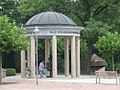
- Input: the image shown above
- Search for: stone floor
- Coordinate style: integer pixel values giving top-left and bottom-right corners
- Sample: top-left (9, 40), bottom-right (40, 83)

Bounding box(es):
top-left (0, 75), bottom-right (120, 90)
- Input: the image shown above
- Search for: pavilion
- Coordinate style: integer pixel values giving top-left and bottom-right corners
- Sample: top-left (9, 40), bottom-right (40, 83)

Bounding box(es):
top-left (21, 11), bottom-right (84, 78)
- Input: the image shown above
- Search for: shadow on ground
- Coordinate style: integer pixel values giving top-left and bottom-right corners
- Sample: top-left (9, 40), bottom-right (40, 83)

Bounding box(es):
top-left (1, 81), bottom-right (19, 85)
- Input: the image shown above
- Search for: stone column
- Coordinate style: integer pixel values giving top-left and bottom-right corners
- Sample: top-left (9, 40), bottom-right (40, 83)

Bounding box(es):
top-left (76, 37), bottom-right (80, 77)
top-left (45, 38), bottom-right (49, 67)
top-left (21, 50), bottom-right (26, 78)
top-left (71, 36), bottom-right (76, 78)
top-left (27, 47), bottom-right (31, 68)
top-left (30, 36), bottom-right (36, 78)
top-left (64, 37), bottom-right (69, 77)
top-left (52, 35), bottom-right (57, 78)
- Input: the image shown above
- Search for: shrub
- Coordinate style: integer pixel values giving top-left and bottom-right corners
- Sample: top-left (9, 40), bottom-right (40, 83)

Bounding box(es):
top-left (115, 64), bottom-right (120, 74)
top-left (6, 68), bottom-right (16, 76)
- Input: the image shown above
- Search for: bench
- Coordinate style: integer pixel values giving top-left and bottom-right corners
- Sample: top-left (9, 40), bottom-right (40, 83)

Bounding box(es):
top-left (95, 71), bottom-right (119, 84)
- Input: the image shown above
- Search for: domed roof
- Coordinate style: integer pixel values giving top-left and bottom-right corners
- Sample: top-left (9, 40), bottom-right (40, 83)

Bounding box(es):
top-left (25, 11), bottom-right (76, 26)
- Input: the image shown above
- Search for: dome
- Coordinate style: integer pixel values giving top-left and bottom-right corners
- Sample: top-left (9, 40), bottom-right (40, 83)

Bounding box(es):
top-left (25, 11), bottom-right (76, 26)
top-left (25, 11), bottom-right (84, 37)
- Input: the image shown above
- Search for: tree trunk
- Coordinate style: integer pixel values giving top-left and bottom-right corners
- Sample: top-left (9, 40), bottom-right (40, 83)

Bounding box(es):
top-left (86, 40), bottom-right (93, 74)
top-left (0, 53), bottom-right (2, 84)
top-left (112, 55), bottom-right (115, 71)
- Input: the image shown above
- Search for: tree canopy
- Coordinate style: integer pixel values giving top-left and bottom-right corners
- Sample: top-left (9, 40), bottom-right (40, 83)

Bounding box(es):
top-left (94, 32), bottom-right (120, 71)
top-left (0, 16), bottom-right (28, 53)
top-left (0, 15), bottom-right (29, 84)
top-left (17, 0), bottom-right (120, 26)
top-left (0, 0), bottom-right (21, 24)
top-left (94, 32), bottom-right (120, 55)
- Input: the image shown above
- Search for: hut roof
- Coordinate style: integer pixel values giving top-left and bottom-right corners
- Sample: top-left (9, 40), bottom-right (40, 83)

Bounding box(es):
top-left (90, 54), bottom-right (107, 66)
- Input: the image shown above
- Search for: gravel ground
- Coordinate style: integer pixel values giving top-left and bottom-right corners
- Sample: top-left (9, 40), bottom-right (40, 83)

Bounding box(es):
top-left (0, 75), bottom-right (120, 90)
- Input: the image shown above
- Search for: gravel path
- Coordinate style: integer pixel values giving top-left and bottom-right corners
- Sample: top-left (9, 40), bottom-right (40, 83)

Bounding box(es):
top-left (0, 75), bottom-right (120, 90)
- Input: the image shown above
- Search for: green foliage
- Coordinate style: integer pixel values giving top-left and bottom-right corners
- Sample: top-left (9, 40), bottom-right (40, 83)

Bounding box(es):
top-left (17, 0), bottom-right (77, 24)
top-left (82, 19), bottom-right (110, 43)
top-left (17, 0), bottom-right (120, 28)
top-left (0, 0), bottom-right (21, 24)
top-left (0, 0), bottom-right (17, 15)
top-left (80, 39), bottom-right (88, 53)
top-left (57, 38), bottom-right (64, 74)
top-left (0, 16), bottom-right (29, 53)
top-left (57, 38), bottom-right (64, 54)
top-left (38, 39), bottom-right (45, 61)
top-left (94, 32), bottom-right (120, 55)
top-left (17, 0), bottom-right (43, 20)
top-left (6, 68), bottom-right (16, 76)
top-left (81, 19), bottom-right (110, 69)
top-left (18, 0), bottom-right (67, 15)
top-left (95, 0), bottom-right (120, 33)
top-left (115, 63), bottom-right (120, 73)
top-left (57, 59), bottom-right (64, 74)
top-left (104, 55), bottom-right (113, 71)
top-left (94, 32), bottom-right (120, 71)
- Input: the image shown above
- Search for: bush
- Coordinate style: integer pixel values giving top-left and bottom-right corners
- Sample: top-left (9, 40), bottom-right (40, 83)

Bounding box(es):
top-left (6, 68), bottom-right (16, 76)
top-left (115, 64), bottom-right (120, 74)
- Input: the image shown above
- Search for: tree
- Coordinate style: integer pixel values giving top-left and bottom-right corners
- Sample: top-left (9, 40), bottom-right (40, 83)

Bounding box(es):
top-left (82, 19), bottom-right (110, 73)
top-left (0, 0), bottom-right (21, 24)
top-left (17, 0), bottom-right (75, 23)
top-left (80, 39), bottom-right (89, 74)
top-left (94, 32), bottom-right (120, 71)
top-left (0, 16), bottom-right (28, 84)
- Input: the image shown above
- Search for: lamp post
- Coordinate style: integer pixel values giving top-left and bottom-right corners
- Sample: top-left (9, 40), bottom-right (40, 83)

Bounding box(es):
top-left (34, 26), bottom-right (39, 85)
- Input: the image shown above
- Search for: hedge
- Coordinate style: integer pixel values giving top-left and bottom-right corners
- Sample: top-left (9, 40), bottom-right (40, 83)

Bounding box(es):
top-left (6, 68), bottom-right (16, 76)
